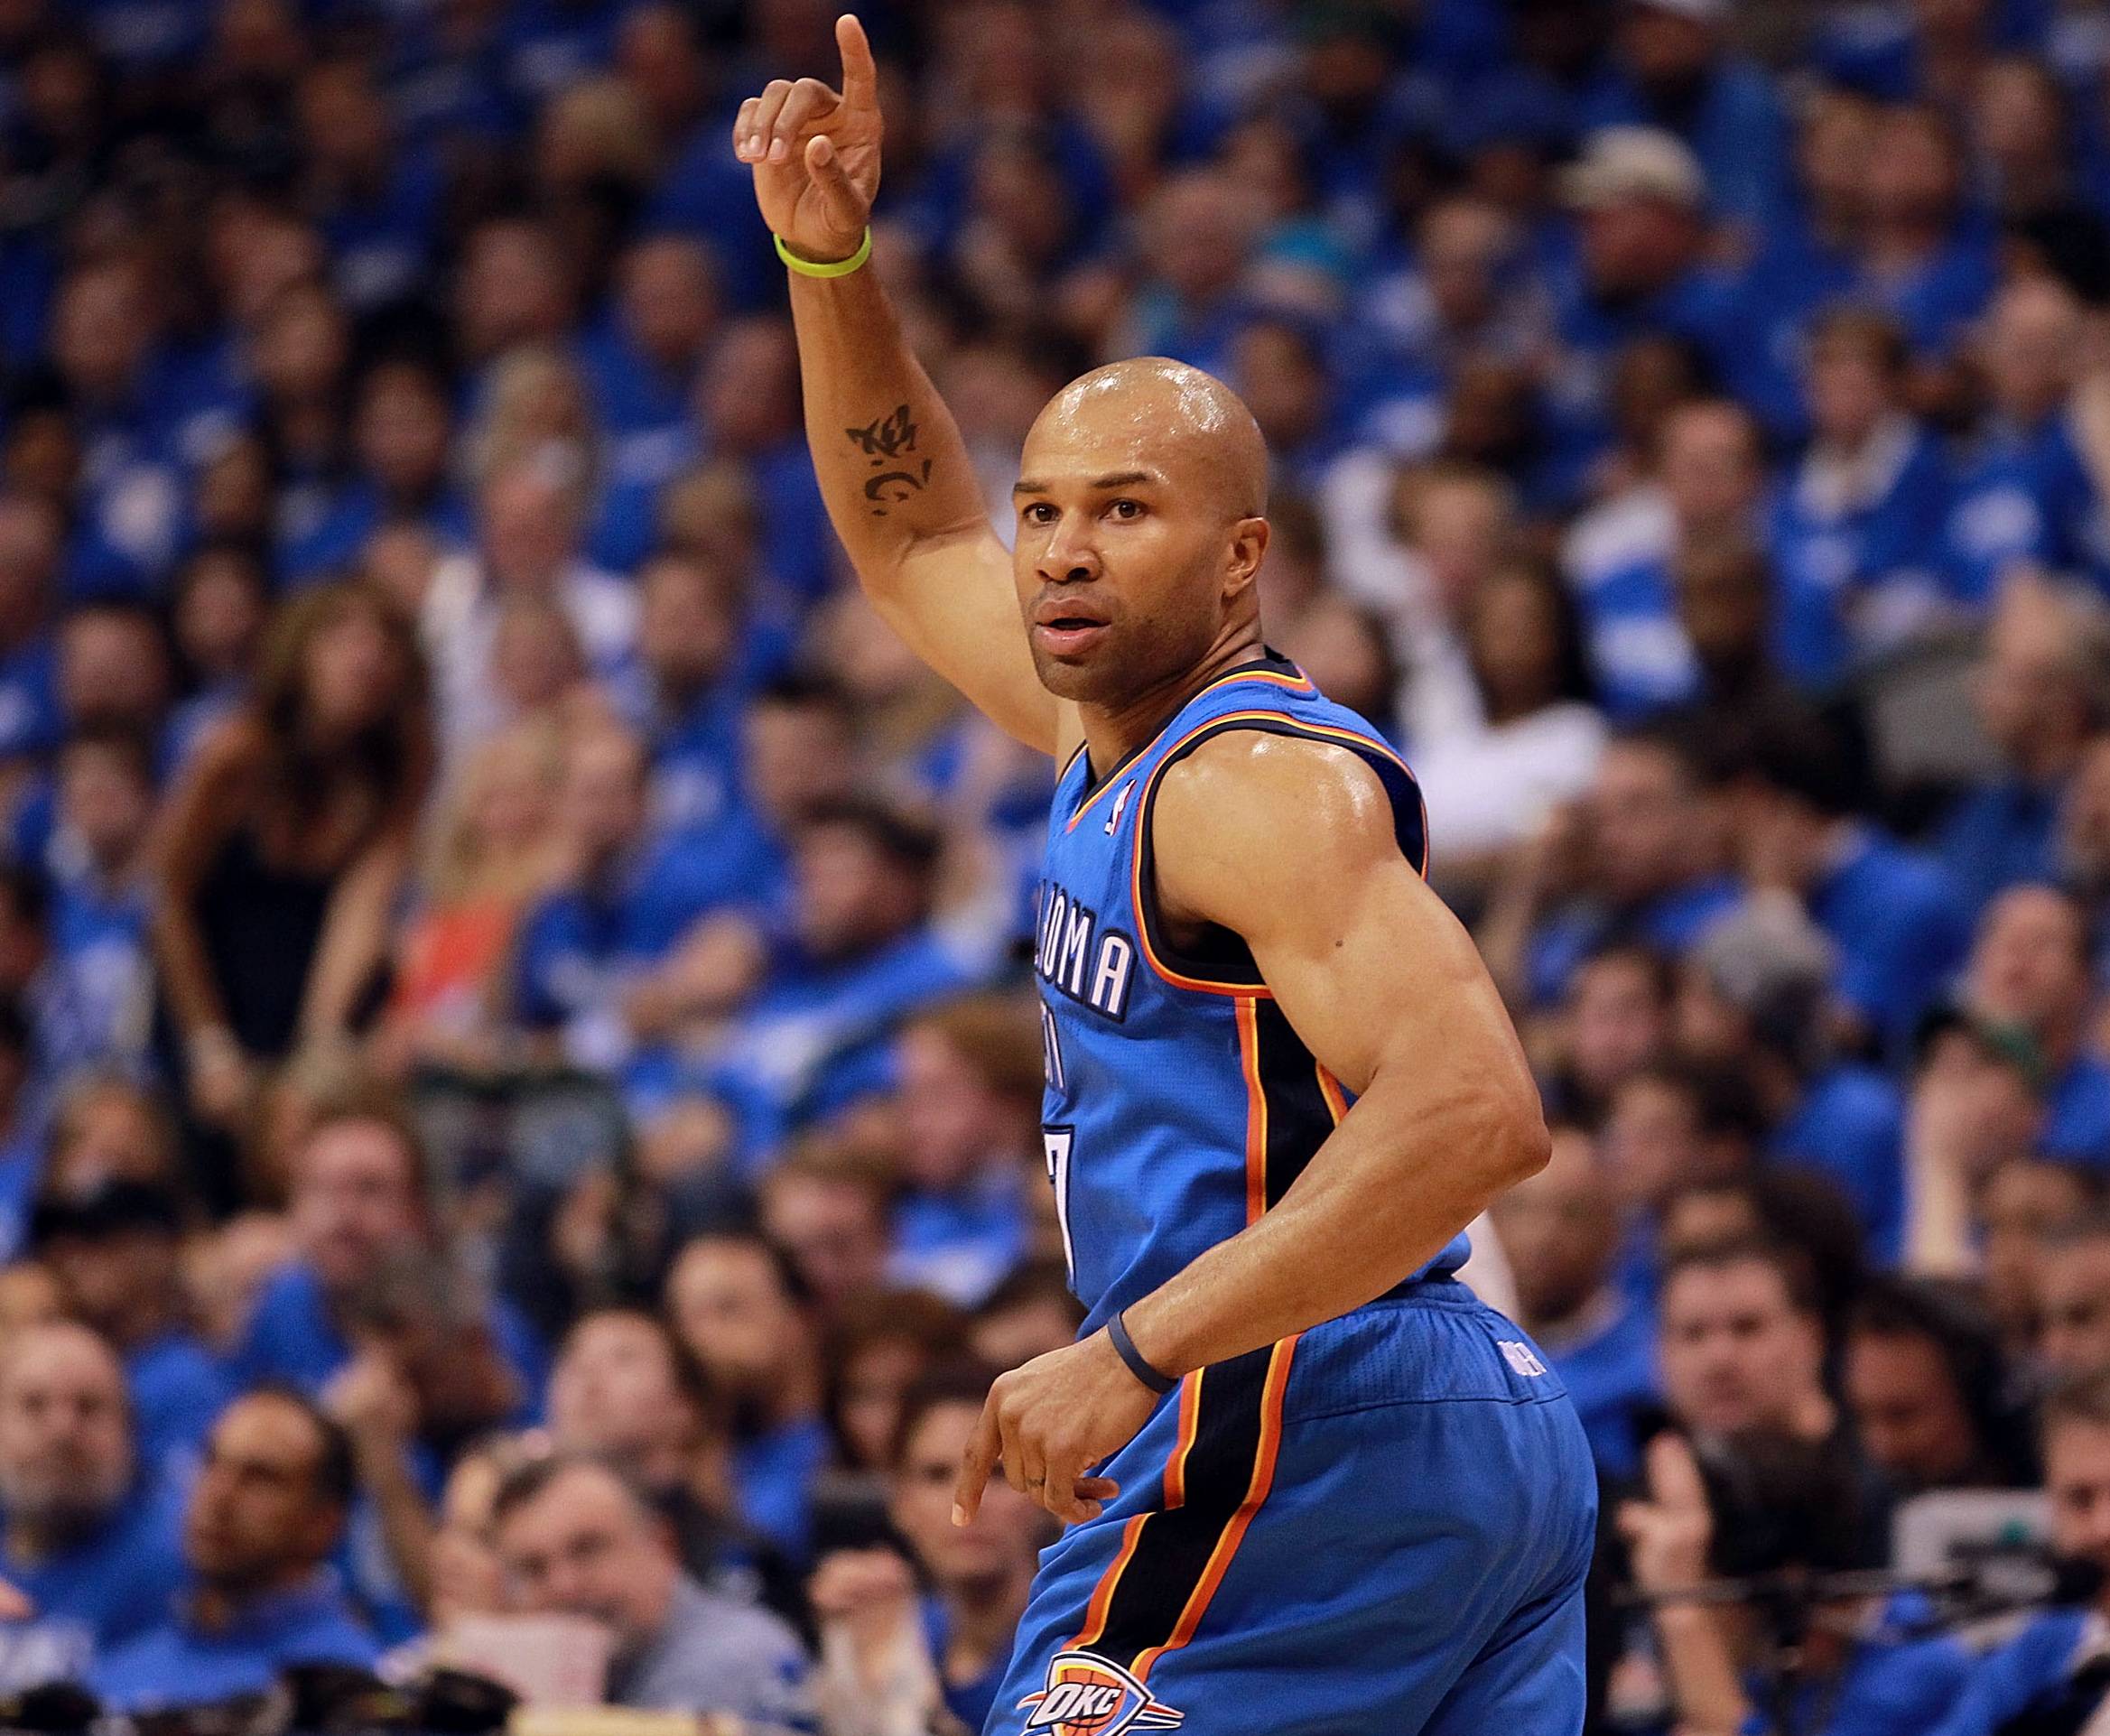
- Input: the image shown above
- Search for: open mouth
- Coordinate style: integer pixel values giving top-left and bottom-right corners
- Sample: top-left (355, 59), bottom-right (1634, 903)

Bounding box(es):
top-left (1031, 600), bottom-right (1110, 656)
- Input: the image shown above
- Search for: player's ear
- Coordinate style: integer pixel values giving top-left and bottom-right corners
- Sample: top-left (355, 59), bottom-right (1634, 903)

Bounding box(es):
top-left (1222, 515), bottom-right (1269, 600)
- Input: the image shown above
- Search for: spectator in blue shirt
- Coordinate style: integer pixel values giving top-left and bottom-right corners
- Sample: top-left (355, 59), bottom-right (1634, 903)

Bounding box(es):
top-left (1845, 104), bottom-right (2000, 362)
top-left (809, 1362), bottom-right (1051, 1733)
top-left (1547, 127), bottom-right (1745, 474)
top-left (1489, 1124), bottom-right (1659, 1479)
top-left (0, 1321), bottom-right (185, 1691)
top-left (226, 1099), bottom-right (544, 1402)
top-left (1578, 0), bottom-right (1793, 234)
top-left (581, 236), bottom-right (719, 460)
top-left (30, 1182), bottom-right (228, 1469)
top-left (48, 260), bottom-right (188, 597)
top-left (888, 998), bottom-right (1036, 1309)
top-left (1959, 884), bottom-right (2110, 1164)
top-left (511, 721), bottom-right (764, 1070)
top-left (1501, 723), bottom-right (1743, 1008)
top-left (1841, 1277), bottom-right (2038, 1498)
top-left (1725, 701), bottom-right (1974, 1061)
top-left (294, 60), bottom-right (443, 316)
top-left (41, 727), bottom-right (156, 1082)
top-left (620, 550), bottom-right (755, 840)
top-left (1573, 398), bottom-right (1829, 716)
top-left (284, 357), bottom-right (467, 589)
top-left (91, 1388), bottom-right (378, 1712)
top-left (693, 801), bottom-right (981, 1137)
top-left (1942, 280), bottom-right (2102, 608)
top-left (665, 1233), bottom-right (832, 1564)
top-left (1772, 308), bottom-right (1951, 664)
top-left (1936, 575), bottom-right (2106, 914)
top-left (1681, 895), bottom-right (1910, 1257)
top-left (1927, 1369), bottom-right (2110, 1736)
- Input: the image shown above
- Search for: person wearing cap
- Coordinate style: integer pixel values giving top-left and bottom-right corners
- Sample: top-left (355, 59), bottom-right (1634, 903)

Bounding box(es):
top-left (1678, 894), bottom-right (1910, 1259)
top-left (1578, 0), bottom-right (1793, 233)
top-left (30, 1179), bottom-right (229, 1467)
top-left (1548, 125), bottom-right (1748, 485)
top-left (0, 1320), bottom-right (185, 1691)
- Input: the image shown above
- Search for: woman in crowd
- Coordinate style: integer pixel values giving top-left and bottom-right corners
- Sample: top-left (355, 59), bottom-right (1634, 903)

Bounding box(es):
top-left (149, 579), bottom-right (432, 1210)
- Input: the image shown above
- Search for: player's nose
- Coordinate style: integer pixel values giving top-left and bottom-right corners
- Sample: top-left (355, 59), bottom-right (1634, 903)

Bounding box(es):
top-left (1036, 525), bottom-right (1101, 584)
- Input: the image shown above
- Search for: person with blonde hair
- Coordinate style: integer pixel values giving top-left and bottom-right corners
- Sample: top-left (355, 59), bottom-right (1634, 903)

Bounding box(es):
top-left (377, 721), bottom-right (569, 1075)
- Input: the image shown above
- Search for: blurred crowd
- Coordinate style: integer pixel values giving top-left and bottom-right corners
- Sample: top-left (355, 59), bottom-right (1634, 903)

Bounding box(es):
top-left (6, 0), bottom-right (2110, 1731)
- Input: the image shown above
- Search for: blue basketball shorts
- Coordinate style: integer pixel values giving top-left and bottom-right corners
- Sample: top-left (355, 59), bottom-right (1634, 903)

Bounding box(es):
top-left (986, 1282), bottom-right (1599, 1736)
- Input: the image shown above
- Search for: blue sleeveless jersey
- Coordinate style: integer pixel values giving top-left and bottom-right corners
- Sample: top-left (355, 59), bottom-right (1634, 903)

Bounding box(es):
top-left (1031, 654), bottom-right (1469, 1336)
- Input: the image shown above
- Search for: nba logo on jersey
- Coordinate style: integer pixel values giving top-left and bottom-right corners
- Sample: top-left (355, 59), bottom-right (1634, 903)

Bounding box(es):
top-left (1499, 1341), bottom-right (1549, 1378)
top-left (1018, 1652), bottom-right (1185, 1735)
top-left (1104, 782), bottom-right (1133, 834)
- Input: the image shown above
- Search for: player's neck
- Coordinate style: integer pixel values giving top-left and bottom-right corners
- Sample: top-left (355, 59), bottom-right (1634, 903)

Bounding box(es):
top-left (1080, 634), bottom-right (1267, 784)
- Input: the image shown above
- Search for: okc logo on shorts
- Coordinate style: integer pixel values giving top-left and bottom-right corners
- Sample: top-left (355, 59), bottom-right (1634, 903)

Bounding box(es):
top-left (1018, 1652), bottom-right (1184, 1735)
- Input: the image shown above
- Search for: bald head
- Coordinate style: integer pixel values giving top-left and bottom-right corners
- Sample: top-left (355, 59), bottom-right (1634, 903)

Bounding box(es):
top-left (1033, 359), bottom-right (1269, 519)
top-left (1010, 357), bottom-right (1274, 707)
top-left (0, 1320), bottom-right (134, 1544)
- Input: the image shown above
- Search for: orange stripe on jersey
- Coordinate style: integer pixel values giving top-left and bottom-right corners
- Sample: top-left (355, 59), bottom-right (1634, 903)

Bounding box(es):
top-left (1132, 1335), bottom-right (1300, 1682)
top-left (1316, 1061), bottom-right (1349, 1126)
top-left (1070, 1513), bottom-right (1148, 1650)
top-left (1163, 1373), bottom-right (1201, 1511)
top-left (1063, 666), bottom-right (1315, 833)
top-left (1236, 997), bottom-right (1268, 1225)
top-left (1129, 711), bottom-right (1423, 993)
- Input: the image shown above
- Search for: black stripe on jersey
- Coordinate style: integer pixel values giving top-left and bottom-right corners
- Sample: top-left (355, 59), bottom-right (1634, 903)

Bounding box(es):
top-left (1252, 998), bottom-right (1336, 1211)
top-left (1134, 717), bottom-right (1429, 993)
top-left (1085, 1345), bottom-right (1273, 1673)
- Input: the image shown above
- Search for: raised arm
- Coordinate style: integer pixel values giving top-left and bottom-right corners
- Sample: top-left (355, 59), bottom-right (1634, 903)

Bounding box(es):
top-left (736, 15), bottom-right (1059, 754)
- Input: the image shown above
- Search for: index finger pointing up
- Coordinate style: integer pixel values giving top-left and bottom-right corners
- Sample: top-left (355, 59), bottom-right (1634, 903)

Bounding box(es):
top-left (836, 14), bottom-right (878, 115)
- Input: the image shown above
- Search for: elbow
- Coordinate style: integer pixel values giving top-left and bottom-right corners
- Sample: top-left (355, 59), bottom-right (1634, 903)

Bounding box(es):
top-left (1475, 1078), bottom-right (1551, 1193)
top-left (1504, 1099), bottom-right (1554, 1186)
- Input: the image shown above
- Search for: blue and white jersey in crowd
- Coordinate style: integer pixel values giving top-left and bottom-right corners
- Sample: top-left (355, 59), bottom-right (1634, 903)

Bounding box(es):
top-left (1033, 653), bottom-right (1465, 1334)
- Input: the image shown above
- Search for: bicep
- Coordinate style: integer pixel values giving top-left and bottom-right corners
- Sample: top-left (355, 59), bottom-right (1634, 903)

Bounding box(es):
top-left (1157, 737), bottom-right (1525, 1100)
top-left (1250, 850), bottom-right (1525, 1100)
top-left (880, 534), bottom-right (1064, 754)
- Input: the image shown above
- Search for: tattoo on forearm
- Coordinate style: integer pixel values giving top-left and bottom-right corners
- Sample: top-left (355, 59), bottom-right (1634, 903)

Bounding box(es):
top-left (846, 404), bottom-right (932, 516)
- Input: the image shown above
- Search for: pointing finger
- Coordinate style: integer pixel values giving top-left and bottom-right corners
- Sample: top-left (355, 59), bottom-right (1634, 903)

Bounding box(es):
top-left (837, 14), bottom-right (879, 116)
top-left (953, 1393), bottom-right (1002, 1527)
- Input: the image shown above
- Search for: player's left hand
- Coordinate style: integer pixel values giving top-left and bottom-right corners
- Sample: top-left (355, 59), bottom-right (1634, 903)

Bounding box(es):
top-left (953, 1329), bottom-right (1165, 1527)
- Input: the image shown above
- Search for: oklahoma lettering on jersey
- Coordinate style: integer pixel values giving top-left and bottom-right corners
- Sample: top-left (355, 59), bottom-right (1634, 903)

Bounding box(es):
top-left (1033, 651), bottom-right (1466, 1333)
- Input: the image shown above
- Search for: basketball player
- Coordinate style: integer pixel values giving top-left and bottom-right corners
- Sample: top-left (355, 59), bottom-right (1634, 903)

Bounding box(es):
top-left (736, 20), bottom-right (1597, 1732)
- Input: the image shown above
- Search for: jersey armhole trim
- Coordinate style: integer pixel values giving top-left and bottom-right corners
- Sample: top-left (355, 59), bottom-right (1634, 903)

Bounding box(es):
top-left (1129, 713), bottom-right (1429, 997)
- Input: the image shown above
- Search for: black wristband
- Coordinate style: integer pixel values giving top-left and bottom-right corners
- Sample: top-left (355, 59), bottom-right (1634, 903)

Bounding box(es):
top-left (1107, 1309), bottom-right (1177, 1396)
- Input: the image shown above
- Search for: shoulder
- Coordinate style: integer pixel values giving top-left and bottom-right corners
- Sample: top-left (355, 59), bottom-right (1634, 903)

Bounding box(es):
top-left (1155, 729), bottom-right (1401, 863)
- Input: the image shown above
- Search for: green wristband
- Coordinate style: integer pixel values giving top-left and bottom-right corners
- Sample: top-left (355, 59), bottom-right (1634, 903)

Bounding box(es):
top-left (775, 227), bottom-right (872, 278)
